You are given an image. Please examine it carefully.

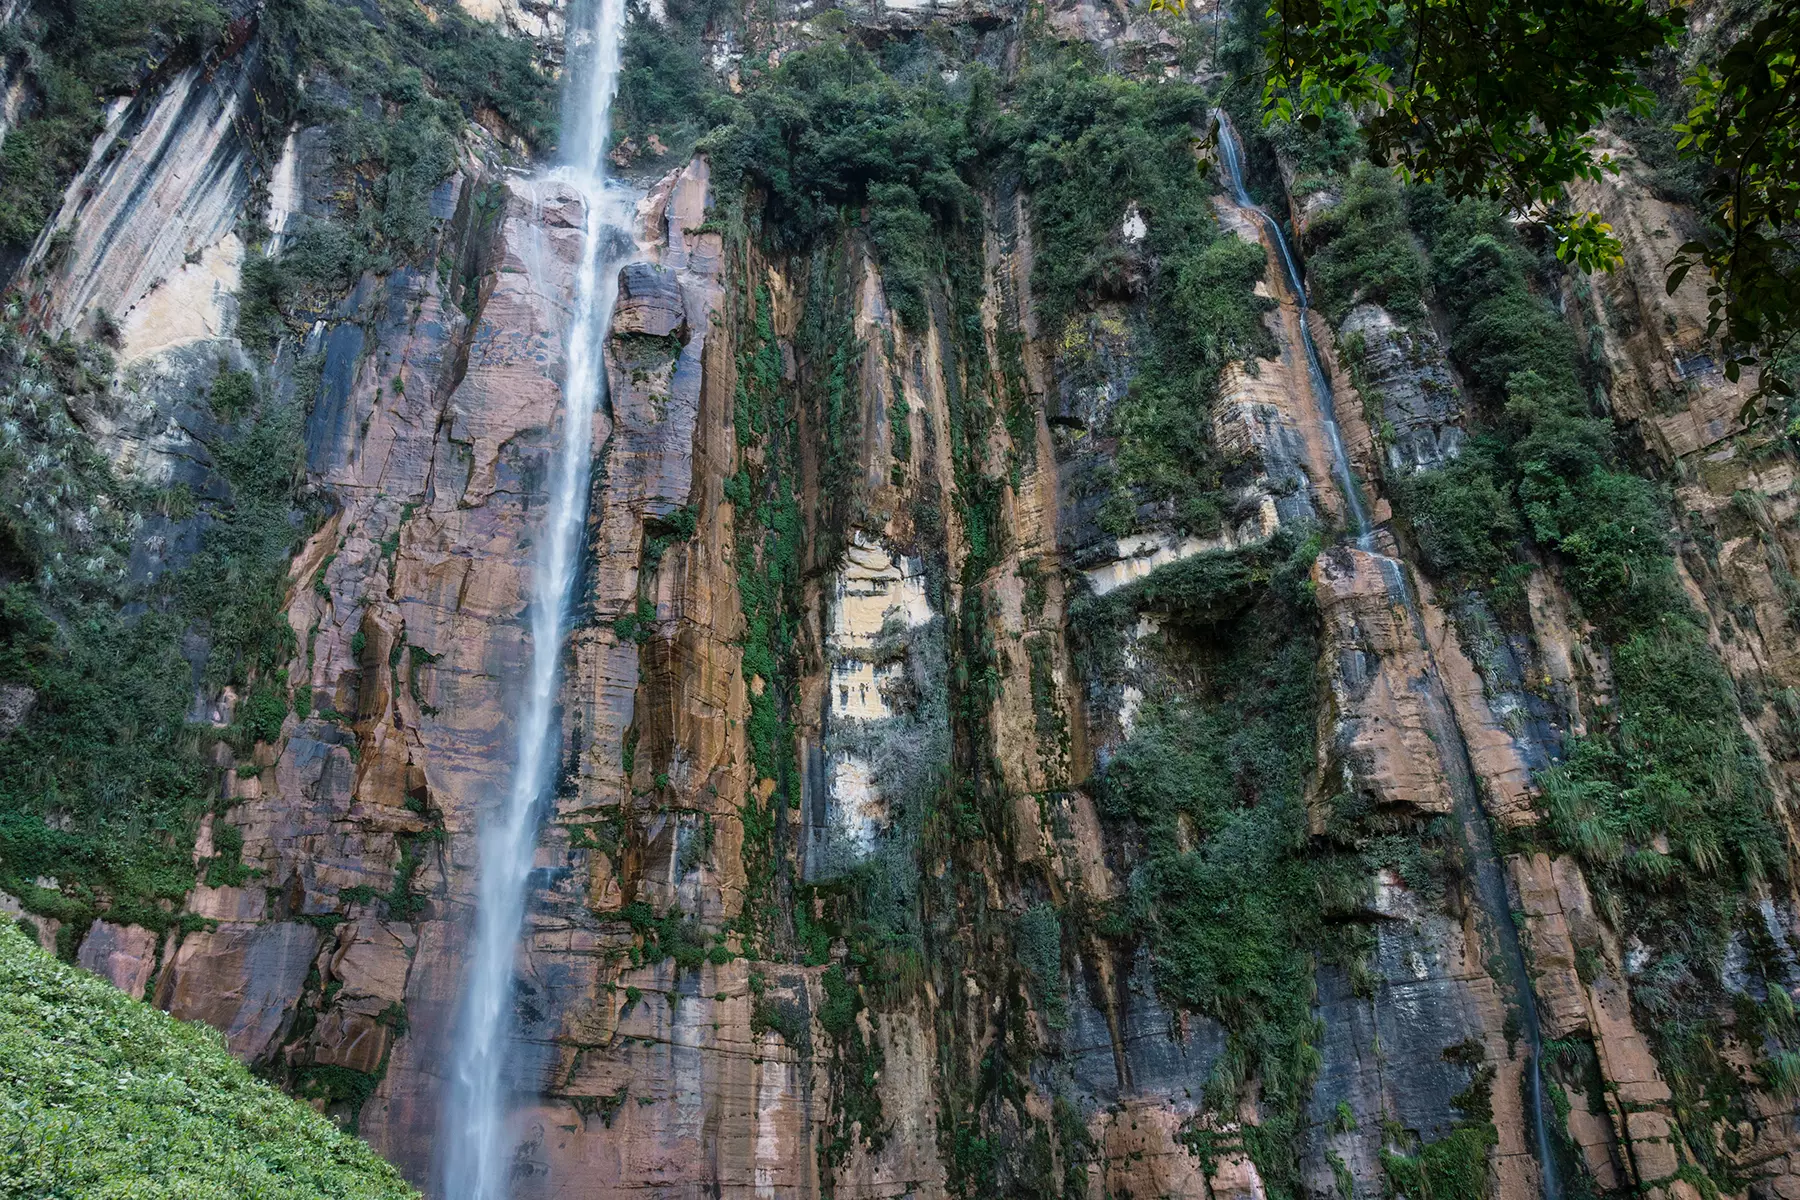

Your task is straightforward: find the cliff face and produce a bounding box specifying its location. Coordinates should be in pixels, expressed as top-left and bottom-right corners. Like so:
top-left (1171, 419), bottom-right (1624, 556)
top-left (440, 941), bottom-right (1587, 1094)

top-left (4, 0), bottom-right (1800, 1198)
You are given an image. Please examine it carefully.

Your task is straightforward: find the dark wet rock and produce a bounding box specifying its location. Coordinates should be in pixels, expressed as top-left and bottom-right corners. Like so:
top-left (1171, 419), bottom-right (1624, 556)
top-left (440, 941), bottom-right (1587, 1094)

top-left (612, 261), bottom-right (688, 341)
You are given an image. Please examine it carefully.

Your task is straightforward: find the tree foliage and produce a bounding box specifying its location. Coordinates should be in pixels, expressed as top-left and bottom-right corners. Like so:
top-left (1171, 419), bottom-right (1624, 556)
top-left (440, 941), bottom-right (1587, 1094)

top-left (1264, 0), bottom-right (1800, 398)
top-left (1264, 0), bottom-right (1681, 269)
top-left (1671, 0), bottom-right (1800, 404)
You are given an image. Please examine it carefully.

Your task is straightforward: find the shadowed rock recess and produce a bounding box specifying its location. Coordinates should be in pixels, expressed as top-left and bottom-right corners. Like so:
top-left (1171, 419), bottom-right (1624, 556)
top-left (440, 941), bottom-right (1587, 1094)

top-left (3, 0), bottom-right (1800, 1197)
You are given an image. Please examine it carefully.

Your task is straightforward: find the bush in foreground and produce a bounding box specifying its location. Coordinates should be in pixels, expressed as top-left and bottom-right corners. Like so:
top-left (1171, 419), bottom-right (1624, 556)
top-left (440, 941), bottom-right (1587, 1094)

top-left (0, 924), bottom-right (416, 1199)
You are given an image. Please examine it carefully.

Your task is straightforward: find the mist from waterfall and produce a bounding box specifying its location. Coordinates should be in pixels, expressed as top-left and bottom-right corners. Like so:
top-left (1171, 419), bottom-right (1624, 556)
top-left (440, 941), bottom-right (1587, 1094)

top-left (438, 0), bottom-right (629, 1195)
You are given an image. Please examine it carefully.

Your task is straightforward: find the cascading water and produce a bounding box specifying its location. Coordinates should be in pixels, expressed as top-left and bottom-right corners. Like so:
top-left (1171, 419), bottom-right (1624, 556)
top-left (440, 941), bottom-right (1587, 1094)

top-left (439, 1), bottom-right (629, 1196)
top-left (1212, 115), bottom-right (1373, 541)
top-left (1213, 112), bottom-right (1563, 1199)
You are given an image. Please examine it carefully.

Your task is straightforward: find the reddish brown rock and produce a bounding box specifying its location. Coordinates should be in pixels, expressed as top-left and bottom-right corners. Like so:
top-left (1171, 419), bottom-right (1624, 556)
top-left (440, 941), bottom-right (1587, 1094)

top-left (157, 921), bottom-right (321, 1060)
top-left (75, 920), bottom-right (160, 999)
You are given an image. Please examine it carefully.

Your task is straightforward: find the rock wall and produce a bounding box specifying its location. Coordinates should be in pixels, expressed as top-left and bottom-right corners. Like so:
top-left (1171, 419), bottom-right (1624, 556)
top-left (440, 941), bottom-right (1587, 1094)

top-left (6, 0), bottom-right (1800, 1198)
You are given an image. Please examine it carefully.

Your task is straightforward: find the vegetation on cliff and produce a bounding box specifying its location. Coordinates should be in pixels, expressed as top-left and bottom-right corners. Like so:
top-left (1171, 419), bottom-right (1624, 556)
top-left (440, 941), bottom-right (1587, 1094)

top-left (0, 0), bottom-right (229, 247)
top-left (0, 329), bottom-right (305, 946)
top-left (1295, 104), bottom-right (1788, 1183)
top-left (1006, 55), bottom-right (1274, 536)
top-left (237, 0), bottom-right (556, 351)
top-left (0, 923), bottom-right (417, 1198)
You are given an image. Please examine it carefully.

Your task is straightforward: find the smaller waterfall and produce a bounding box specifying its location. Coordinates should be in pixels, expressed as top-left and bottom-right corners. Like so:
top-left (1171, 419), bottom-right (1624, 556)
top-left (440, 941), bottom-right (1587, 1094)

top-left (1212, 116), bottom-right (1373, 539)
top-left (1213, 112), bottom-right (1563, 1199)
top-left (439, 0), bottom-right (631, 1196)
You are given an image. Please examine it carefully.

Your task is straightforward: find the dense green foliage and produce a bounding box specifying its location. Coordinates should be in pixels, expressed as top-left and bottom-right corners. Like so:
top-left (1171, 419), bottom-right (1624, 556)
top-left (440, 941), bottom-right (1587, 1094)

top-left (1671, 0), bottom-right (1800, 402)
top-left (1323, 169), bottom-right (1788, 1174)
top-left (0, 0), bottom-right (228, 246)
top-left (1395, 190), bottom-right (1782, 917)
top-left (1076, 534), bottom-right (1418, 1192)
top-left (1268, 0), bottom-right (1800, 396)
top-left (1264, 0), bottom-right (1682, 270)
top-left (1303, 161), bottom-right (1424, 322)
top-left (704, 44), bottom-right (981, 332)
top-left (0, 333), bottom-right (305, 939)
top-left (1004, 56), bottom-right (1273, 533)
top-left (1263, 103), bottom-right (1359, 197)
top-left (1379, 1123), bottom-right (1498, 1200)
top-left (613, 0), bottom-right (738, 166)
top-left (239, 0), bottom-right (555, 348)
top-left (0, 924), bottom-right (417, 1198)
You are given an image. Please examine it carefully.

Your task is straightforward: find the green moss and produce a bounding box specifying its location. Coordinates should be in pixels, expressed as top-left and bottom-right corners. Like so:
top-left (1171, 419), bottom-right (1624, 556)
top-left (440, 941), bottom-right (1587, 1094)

top-left (0, 924), bottom-right (416, 1196)
top-left (1088, 534), bottom-right (1367, 1193)
top-left (1379, 1123), bottom-right (1498, 1200)
top-left (623, 901), bottom-right (710, 972)
top-left (816, 963), bottom-right (886, 1173)
top-left (1304, 162), bottom-right (1426, 322)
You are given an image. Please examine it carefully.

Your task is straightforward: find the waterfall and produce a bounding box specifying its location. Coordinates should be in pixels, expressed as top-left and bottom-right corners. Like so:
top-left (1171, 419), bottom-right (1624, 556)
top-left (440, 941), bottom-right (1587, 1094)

top-left (438, 0), bottom-right (629, 1195)
top-left (1213, 112), bottom-right (1563, 1200)
top-left (1211, 115), bottom-right (1373, 540)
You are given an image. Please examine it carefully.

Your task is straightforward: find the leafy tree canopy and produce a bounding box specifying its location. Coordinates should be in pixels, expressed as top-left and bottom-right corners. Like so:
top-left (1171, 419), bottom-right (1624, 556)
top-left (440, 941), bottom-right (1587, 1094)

top-left (1264, 0), bottom-right (1799, 399)
top-left (1672, 0), bottom-right (1800, 400)
top-left (1263, 0), bottom-right (1682, 270)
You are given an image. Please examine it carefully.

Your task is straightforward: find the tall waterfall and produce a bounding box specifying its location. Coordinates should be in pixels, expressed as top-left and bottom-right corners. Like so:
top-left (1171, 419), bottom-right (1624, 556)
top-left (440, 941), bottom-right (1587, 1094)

top-left (439, 0), bottom-right (629, 1195)
top-left (1214, 113), bottom-right (1564, 1200)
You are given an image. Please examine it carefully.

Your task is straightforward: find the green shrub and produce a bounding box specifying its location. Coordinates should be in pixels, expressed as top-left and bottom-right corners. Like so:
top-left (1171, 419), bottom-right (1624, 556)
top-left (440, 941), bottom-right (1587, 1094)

top-left (0, 924), bottom-right (416, 1197)
top-left (0, 0), bottom-right (228, 246)
top-left (1379, 1123), bottom-right (1498, 1200)
top-left (1005, 57), bottom-right (1274, 533)
top-left (1305, 162), bottom-right (1426, 321)
top-left (1392, 441), bottom-right (1521, 583)
top-left (704, 43), bottom-right (979, 332)
top-left (209, 369), bottom-right (258, 420)
top-left (1264, 104), bottom-right (1361, 195)
top-left (613, 0), bottom-right (738, 164)
top-left (1085, 534), bottom-right (1370, 1193)
top-left (0, 330), bottom-right (305, 932)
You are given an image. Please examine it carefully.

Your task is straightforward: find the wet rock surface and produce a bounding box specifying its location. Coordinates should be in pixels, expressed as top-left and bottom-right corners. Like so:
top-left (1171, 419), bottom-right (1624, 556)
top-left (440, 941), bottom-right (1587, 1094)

top-left (11, 1), bottom-right (1800, 1197)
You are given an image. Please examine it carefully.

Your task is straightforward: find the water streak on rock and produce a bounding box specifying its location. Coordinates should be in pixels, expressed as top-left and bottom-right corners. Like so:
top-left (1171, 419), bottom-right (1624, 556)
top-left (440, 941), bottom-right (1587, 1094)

top-left (439, 0), bottom-right (631, 1195)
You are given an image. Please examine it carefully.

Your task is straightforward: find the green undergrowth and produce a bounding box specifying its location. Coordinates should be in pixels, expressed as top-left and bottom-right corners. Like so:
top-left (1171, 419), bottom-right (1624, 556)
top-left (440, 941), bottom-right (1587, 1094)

top-left (238, 0), bottom-right (556, 350)
top-left (1303, 161), bottom-right (1426, 323)
top-left (1379, 1123), bottom-right (1498, 1200)
top-left (725, 279), bottom-right (805, 963)
top-left (0, 0), bottom-right (229, 247)
top-left (1005, 54), bottom-right (1274, 534)
top-left (1393, 189), bottom-right (1784, 963)
top-left (0, 332), bottom-right (307, 942)
top-left (703, 41), bottom-right (984, 333)
top-left (1076, 533), bottom-right (1371, 1194)
top-left (614, 0), bottom-right (739, 167)
top-left (1263, 104), bottom-right (1360, 199)
top-left (0, 924), bottom-right (417, 1197)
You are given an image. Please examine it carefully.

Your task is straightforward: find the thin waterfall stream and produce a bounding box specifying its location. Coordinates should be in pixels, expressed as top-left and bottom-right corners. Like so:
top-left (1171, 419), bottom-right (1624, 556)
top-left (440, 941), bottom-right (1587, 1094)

top-left (439, 1), bottom-right (631, 1196)
top-left (1214, 112), bottom-right (1563, 1198)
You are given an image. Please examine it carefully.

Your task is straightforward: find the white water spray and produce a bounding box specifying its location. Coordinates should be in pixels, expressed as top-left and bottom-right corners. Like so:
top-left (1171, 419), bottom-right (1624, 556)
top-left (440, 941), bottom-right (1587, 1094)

top-left (439, 0), bottom-right (628, 1195)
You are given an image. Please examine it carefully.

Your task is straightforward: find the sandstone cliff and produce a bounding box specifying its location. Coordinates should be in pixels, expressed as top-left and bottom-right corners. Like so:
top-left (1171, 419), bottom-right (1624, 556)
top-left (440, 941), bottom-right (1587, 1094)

top-left (3, 0), bottom-right (1799, 1198)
